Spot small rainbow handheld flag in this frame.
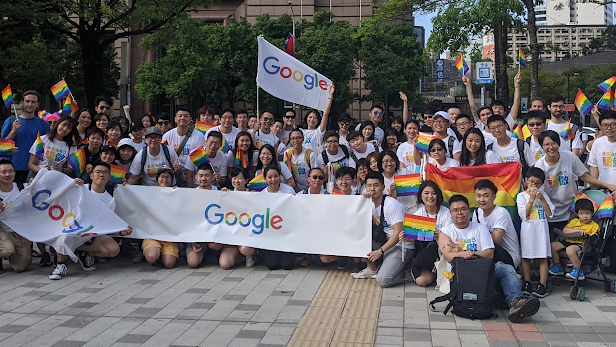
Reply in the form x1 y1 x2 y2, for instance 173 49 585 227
234 149 248 168
598 89 614 111
597 76 616 93
574 89 593 116
66 148 86 176
454 53 469 75
404 214 437 241
194 121 215 134
0 139 16 155
106 140 119 148
189 146 210 167
569 191 599 215
560 119 575 141
219 136 230 153
594 196 614 220
109 164 128 185
416 132 439 153
61 94 79 116
331 188 345 195
518 48 527 68
395 173 421 197
34 132 44 160
511 124 524 139
248 173 268 191
2 85 14 109
50 79 70 102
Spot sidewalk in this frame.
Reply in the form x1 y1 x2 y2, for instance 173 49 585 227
1 257 616 347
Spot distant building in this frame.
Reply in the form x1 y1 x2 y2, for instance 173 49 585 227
535 0 613 26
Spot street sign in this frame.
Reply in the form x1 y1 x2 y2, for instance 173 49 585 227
564 104 575 112
436 59 444 83
476 61 493 85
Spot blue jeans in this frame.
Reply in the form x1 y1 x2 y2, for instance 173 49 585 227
494 261 524 308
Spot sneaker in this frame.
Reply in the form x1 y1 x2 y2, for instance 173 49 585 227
131 250 144 263
337 257 348 270
522 281 533 296
299 254 312 267
566 267 585 280
39 252 51 267
507 297 540 323
549 263 564 276
351 261 366 274
351 267 377 279
532 284 550 298
49 264 67 280
245 255 255 268
77 251 96 272
404 268 416 282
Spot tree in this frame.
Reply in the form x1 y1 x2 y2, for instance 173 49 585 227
358 22 426 114
41 0 212 108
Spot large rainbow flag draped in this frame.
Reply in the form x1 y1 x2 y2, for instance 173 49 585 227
425 162 521 218
404 214 436 241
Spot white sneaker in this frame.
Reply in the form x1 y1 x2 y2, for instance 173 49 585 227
245 255 255 268
78 251 96 272
49 264 67 280
351 267 377 279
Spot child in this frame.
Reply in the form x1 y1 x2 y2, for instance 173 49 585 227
517 167 554 298
81 128 105 177
105 119 123 145
549 198 600 280
99 145 117 165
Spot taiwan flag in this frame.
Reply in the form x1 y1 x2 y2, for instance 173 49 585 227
284 33 295 57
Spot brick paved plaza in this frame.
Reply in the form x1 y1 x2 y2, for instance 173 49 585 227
2 257 616 347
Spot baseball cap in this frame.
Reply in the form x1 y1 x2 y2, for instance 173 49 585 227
100 145 118 156
144 126 162 137
131 120 144 131
338 113 352 121
433 111 450 121
118 138 137 150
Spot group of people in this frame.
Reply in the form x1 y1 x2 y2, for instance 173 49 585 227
1 77 616 324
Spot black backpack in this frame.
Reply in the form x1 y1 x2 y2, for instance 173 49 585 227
430 256 495 320
372 195 389 245
321 145 350 166
487 139 529 177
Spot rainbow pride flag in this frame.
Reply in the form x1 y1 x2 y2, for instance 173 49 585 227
2 85 14 109
518 48 527 68
66 148 86 176
195 121 215 134
0 139 16 155
454 53 469 75
234 149 247 168
34 132 44 160
598 89 614 111
248 173 268 191
38 110 49 119
395 173 421 197
511 124 524 139
109 164 128 185
331 188 344 195
568 191 599 215
50 79 70 102
107 140 119 148
416 132 439 153
189 146 210 167
595 197 614 220
404 214 436 241
425 162 521 218
574 90 593 116
219 136 230 153
597 76 616 93
560 119 575 141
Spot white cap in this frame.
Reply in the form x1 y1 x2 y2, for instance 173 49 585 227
118 138 137 150
433 111 450 121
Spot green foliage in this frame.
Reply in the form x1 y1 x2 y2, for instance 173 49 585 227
358 22 426 113
579 25 616 55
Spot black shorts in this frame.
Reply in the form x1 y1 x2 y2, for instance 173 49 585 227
411 242 439 278
557 240 583 250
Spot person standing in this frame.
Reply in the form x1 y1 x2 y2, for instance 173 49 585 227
162 108 205 186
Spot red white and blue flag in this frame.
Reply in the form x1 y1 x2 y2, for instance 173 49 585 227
284 33 295 57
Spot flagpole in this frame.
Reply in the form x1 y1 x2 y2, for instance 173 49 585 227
256 86 260 124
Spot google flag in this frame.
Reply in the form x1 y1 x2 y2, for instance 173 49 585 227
257 36 332 111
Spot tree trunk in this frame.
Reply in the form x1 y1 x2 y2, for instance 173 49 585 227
81 40 107 109
524 0 540 99
493 20 510 105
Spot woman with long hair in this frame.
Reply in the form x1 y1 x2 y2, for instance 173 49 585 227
255 144 296 190
28 115 80 177
459 127 501 166
227 131 258 180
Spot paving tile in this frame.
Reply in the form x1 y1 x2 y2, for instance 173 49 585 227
117 334 152 344
514 331 545 341
486 330 516 340
572 333 605 342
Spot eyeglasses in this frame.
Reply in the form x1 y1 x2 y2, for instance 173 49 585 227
456 121 472 127
430 147 444 153
357 167 368 172
551 105 565 109
93 170 110 175
489 124 505 131
146 136 162 141
373 111 383 117
310 175 325 180
158 121 169 125
262 118 274 123
290 136 303 141
325 140 338 144
601 123 616 130
527 122 544 127
433 120 448 125
382 159 396 164
451 208 469 214
424 115 433 119
98 106 110 110
159 175 172 180
221 116 234 120
336 177 352 182
283 115 296 119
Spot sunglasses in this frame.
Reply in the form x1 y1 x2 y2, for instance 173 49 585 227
283 115 296 119
373 111 383 117
158 121 169 125
339 121 351 126
310 175 325 180
98 106 110 110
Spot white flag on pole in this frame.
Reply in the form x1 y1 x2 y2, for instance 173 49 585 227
257 36 333 111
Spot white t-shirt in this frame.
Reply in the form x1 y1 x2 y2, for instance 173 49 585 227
0 183 20 231
413 205 453 231
226 150 259 170
254 129 280 150
355 124 385 144
255 162 293 181
517 190 554 259
466 150 502 166
588 136 616 185
284 148 317 191
351 143 377 162
127 139 146 152
397 142 417 172
472 206 521 268
547 121 582 152
185 150 228 188
528 135 565 162
316 147 351 173
338 134 349 147
196 186 218 191
206 126 240 153
29 135 76 169
440 221 494 269
129 145 179 186
302 128 325 152
490 138 537 167
262 183 295 194
534 150 588 221
298 187 327 194
281 128 292 146
373 196 410 249
162 128 206 168
440 134 462 158
429 157 460 171
477 114 514 131
85 184 115 211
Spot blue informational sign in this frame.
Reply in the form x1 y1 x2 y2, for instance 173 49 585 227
476 62 493 85
436 59 444 83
